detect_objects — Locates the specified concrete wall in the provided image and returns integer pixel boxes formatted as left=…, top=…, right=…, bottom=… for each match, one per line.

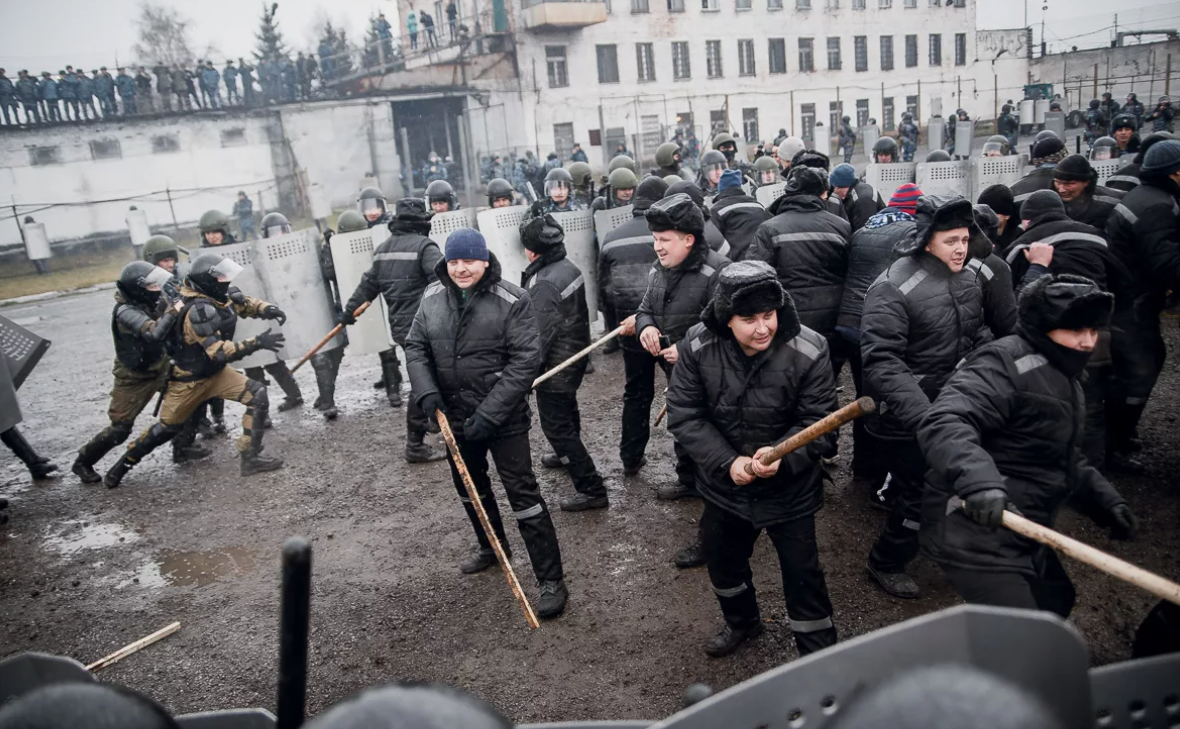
left=1031, top=40, right=1179, bottom=111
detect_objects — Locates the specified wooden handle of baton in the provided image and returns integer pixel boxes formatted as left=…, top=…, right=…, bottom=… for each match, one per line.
left=290, top=301, right=371, bottom=373
left=533, top=326, right=624, bottom=388
left=743, top=397, right=877, bottom=476
left=1000, top=510, right=1180, bottom=607
left=435, top=411, right=541, bottom=629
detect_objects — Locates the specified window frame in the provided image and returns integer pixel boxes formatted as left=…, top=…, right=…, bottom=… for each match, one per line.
left=798, top=37, right=815, bottom=72
left=880, top=35, right=894, bottom=71
left=854, top=36, right=868, bottom=72
left=738, top=39, right=756, bottom=76
left=928, top=33, right=941, bottom=67
left=904, top=34, right=918, bottom=68
left=954, top=32, right=967, bottom=66
left=706, top=39, right=724, bottom=78
left=636, top=42, right=656, bottom=82
left=826, top=36, right=841, bottom=71
left=672, top=41, right=692, bottom=80
left=546, top=45, right=569, bottom=89
left=596, top=44, right=621, bottom=84
left=768, top=38, right=787, bottom=74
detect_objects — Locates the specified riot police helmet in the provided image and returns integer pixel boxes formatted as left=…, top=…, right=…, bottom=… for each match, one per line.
left=872, top=136, right=899, bottom=163
left=662, top=174, right=684, bottom=185
left=655, top=142, right=682, bottom=168
left=199, top=210, right=231, bottom=246
left=425, top=180, right=457, bottom=211
left=117, top=260, right=171, bottom=306
left=712, top=132, right=738, bottom=159
left=925, top=149, right=952, bottom=163
left=567, top=161, right=593, bottom=187
left=608, top=167, right=639, bottom=192
left=753, top=155, right=780, bottom=184
left=608, top=155, right=639, bottom=175
left=187, top=253, right=244, bottom=303
left=487, top=178, right=516, bottom=208
left=261, top=212, right=291, bottom=238
left=357, top=186, right=387, bottom=221
left=142, top=234, right=180, bottom=267
left=1090, top=136, right=1118, bottom=161
left=982, top=135, right=1010, bottom=157
left=335, top=210, right=368, bottom=233
left=1033, top=129, right=1061, bottom=144
left=544, top=167, right=574, bottom=200
left=700, top=149, right=727, bottom=186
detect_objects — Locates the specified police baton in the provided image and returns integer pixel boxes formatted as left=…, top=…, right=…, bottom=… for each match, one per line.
left=742, top=397, right=876, bottom=476
left=947, top=496, right=1180, bottom=608
left=290, top=301, right=371, bottom=374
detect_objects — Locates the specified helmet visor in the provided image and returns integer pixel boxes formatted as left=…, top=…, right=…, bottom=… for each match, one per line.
left=1090, top=146, right=1113, bottom=161
left=359, top=198, right=386, bottom=216
left=545, top=179, right=571, bottom=196
left=264, top=222, right=292, bottom=238
left=141, top=266, right=172, bottom=292
left=982, top=142, right=1006, bottom=157
left=210, top=258, right=244, bottom=282
left=760, top=170, right=779, bottom=185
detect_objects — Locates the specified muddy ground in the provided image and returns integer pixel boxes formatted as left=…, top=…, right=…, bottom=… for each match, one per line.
left=1, top=289, right=1178, bottom=724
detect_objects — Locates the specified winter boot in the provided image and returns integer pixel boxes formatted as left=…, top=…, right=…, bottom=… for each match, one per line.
left=460, top=545, right=511, bottom=574
left=674, top=538, right=706, bottom=569
left=704, top=622, right=764, bottom=658
left=72, top=457, right=102, bottom=484
left=560, top=492, right=609, bottom=512
left=541, top=452, right=567, bottom=469
left=380, top=350, right=404, bottom=407
left=1, top=427, right=58, bottom=480
left=405, top=432, right=446, bottom=463
left=657, top=481, right=697, bottom=500
left=240, top=447, right=284, bottom=476
left=103, top=455, right=133, bottom=489
left=866, top=563, right=920, bottom=599
left=173, top=442, right=213, bottom=464
left=312, top=356, right=339, bottom=420
left=269, top=364, right=304, bottom=412
left=73, top=424, right=129, bottom=484
left=537, top=580, right=569, bottom=619
left=622, top=456, right=647, bottom=477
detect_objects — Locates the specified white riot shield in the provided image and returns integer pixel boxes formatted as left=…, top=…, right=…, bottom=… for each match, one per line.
left=212, top=240, right=282, bottom=369
left=428, top=208, right=479, bottom=246
left=1092, top=158, right=1123, bottom=187
left=864, top=163, right=916, bottom=204
left=974, top=154, right=1028, bottom=197
left=1034, top=99, right=1049, bottom=125
left=813, top=124, right=831, bottom=156
left=594, top=204, right=633, bottom=241
left=1044, top=111, right=1066, bottom=139
left=755, top=182, right=787, bottom=208
left=954, top=120, right=974, bottom=158
left=476, top=206, right=529, bottom=293
left=23, top=222, right=51, bottom=260
left=252, top=228, right=342, bottom=359
left=862, top=125, right=880, bottom=158
left=916, top=160, right=973, bottom=198
left=126, top=208, right=150, bottom=249
left=1019, top=99, right=1034, bottom=127
left=551, top=209, right=599, bottom=322
left=927, top=118, right=945, bottom=153
left=329, top=228, right=393, bottom=357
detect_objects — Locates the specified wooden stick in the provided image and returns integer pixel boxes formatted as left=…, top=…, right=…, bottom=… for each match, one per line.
left=533, top=325, right=624, bottom=388
left=654, top=403, right=668, bottom=427
left=435, top=411, right=540, bottom=629
left=743, top=397, right=876, bottom=475
left=86, top=622, right=181, bottom=672
left=290, top=301, right=371, bottom=373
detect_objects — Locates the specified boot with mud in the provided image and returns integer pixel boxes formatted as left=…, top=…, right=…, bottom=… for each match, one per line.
left=172, top=442, right=213, bottom=464
left=536, top=579, right=569, bottom=619
left=2, top=427, right=59, bottom=480
left=460, top=545, right=512, bottom=574
left=674, top=538, right=706, bottom=569
left=866, top=563, right=920, bottom=599
left=73, top=422, right=133, bottom=484
left=704, top=621, right=764, bottom=658
left=311, top=354, right=339, bottom=420
left=405, top=432, right=445, bottom=463
left=560, top=492, right=609, bottom=512
left=268, top=363, right=304, bottom=412
left=72, top=457, right=102, bottom=484
left=240, top=447, right=284, bottom=476
left=103, top=455, right=133, bottom=489
left=657, top=481, right=697, bottom=500
left=379, top=349, right=404, bottom=407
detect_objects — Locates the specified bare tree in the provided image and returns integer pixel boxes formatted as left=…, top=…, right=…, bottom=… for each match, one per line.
left=131, top=3, right=198, bottom=66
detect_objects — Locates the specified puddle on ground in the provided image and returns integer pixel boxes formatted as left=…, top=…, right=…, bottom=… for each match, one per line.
left=43, top=520, right=140, bottom=556
left=154, top=546, right=257, bottom=587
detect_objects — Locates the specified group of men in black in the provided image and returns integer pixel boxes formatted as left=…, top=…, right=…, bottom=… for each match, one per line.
left=14, top=122, right=1177, bottom=657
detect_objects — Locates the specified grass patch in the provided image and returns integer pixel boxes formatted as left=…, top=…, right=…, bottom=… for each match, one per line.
left=0, top=248, right=135, bottom=300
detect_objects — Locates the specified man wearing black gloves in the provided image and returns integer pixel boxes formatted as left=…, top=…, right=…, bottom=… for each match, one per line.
left=405, top=228, right=567, bottom=619
left=341, top=198, right=446, bottom=462
left=860, top=195, right=993, bottom=598
left=918, top=275, right=1136, bottom=616
left=668, top=261, right=838, bottom=658
left=1052, top=154, right=1124, bottom=230
left=519, top=206, right=606, bottom=512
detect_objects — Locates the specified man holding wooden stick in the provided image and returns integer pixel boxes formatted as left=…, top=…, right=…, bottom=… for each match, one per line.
left=918, top=274, right=1137, bottom=617
left=667, top=261, right=839, bottom=658
left=405, top=228, right=568, bottom=619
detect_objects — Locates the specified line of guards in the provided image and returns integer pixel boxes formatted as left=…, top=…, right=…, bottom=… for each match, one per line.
left=21, top=126, right=1178, bottom=656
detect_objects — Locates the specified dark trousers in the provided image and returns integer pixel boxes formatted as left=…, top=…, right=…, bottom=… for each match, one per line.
left=21, top=101, right=40, bottom=124
left=1110, top=306, right=1166, bottom=450
left=941, top=547, right=1076, bottom=619
left=244, top=361, right=302, bottom=402
left=1082, top=363, right=1111, bottom=469
left=832, top=328, right=876, bottom=472
left=620, top=343, right=692, bottom=484
left=702, top=502, right=837, bottom=656
left=536, top=389, right=605, bottom=497
left=868, top=437, right=926, bottom=573
left=0, top=99, right=13, bottom=125
left=45, top=101, right=61, bottom=122
left=446, top=431, right=563, bottom=582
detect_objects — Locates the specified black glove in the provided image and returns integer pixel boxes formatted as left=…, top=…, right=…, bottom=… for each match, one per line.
left=963, top=488, right=1008, bottom=530
left=340, top=307, right=358, bottom=326
left=162, top=280, right=181, bottom=304
left=463, top=413, right=496, bottom=442
left=262, top=305, right=287, bottom=325
left=419, top=393, right=446, bottom=417
left=256, top=330, right=286, bottom=352
left=1108, top=503, right=1138, bottom=541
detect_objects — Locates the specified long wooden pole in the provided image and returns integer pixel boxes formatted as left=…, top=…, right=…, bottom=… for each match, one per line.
left=533, top=325, right=624, bottom=388
left=436, top=411, right=540, bottom=629
left=86, top=622, right=181, bottom=672
left=743, top=397, right=876, bottom=476
left=290, top=301, right=371, bottom=373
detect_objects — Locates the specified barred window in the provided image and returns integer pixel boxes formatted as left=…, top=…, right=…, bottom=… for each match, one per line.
left=854, top=36, right=867, bottom=72
left=546, top=46, right=568, bottom=88
left=769, top=39, right=787, bottom=74
left=706, top=40, right=723, bottom=78
left=742, top=108, right=759, bottom=143
left=672, top=41, right=692, bottom=79
left=880, top=36, right=894, bottom=71
left=827, top=37, right=841, bottom=71
left=928, top=33, right=941, bottom=66
left=636, top=43, right=655, bottom=81
left=883, top=97, right=895, bottom=131
left=798, top=38, right=814, bottom=71
left=955, top=33, right=966, bottom=66
left=738, top=39, right=756, bottom=76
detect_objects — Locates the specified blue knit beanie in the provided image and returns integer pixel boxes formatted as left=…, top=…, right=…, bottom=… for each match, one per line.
left=718, top=169, right=743, bottom=191
left=1142, top=140, right=1180, bottom=178
left=829, top=163, right=857, bottom=188
left=444, top=228, right=489, bottom=262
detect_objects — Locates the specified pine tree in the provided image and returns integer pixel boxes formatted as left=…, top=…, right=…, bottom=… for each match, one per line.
left=332, top=27, right=356, bottom=78
left=254, top=3, right=289, bottom=63
left=361, top=17, right=382, bottom=69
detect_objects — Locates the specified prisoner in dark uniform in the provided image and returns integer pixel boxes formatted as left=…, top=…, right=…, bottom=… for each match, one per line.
left=710, top=169, right=770, bottom=261
left=668, top=261, right=838, bottom=658
left=1051, top=154, right=1124, bottom=230
left=102, top=253, right=287, bottom=487
left=405, top=228, right=568, bottom=619
left=919, top=275, right=1136, bottom=616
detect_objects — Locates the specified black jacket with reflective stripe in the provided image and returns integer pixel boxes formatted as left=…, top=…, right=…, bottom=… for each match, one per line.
left=635, top=243, right=731, bottom=345
left=838, top=209, right=916, bottom=331
left=1062, top=186, right=1123, bottom=230
left=344, top=221, right=443, bottom=345
left=841, top=181, right=886, bottom=233
left=710, top=187, right=770, bottom=262
left=523, top=246, right=591, bottom=393
left=1104, top=176, right=1180, bottom=307
left=598, top=214, right=657, bottom=322
left=1009, top=167, right=1057, bottom=220
left=966, top=253, right=1017, bottom=339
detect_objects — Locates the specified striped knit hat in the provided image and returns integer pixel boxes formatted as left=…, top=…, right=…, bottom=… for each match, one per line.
left=888, top=183, right=923, bottom=215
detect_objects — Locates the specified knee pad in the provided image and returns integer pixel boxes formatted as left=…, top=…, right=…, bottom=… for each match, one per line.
left=109, top=421, right=135, bottom=443
left=248, top=381, right=269, bottom=411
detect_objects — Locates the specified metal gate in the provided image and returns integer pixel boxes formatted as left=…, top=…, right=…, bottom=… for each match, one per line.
left=551, top=209, right=599, bottom=320
left=916, top=160, right=972, bottom=198
left=328, top=229, right=392, bottom=357
left=428, top=208, right=479, bottom=246
left=864, top=162, right=916, bottom=203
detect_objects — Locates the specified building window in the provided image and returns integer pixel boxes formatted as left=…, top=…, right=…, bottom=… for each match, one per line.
left=904, top=34, right=918, bottom=68
left=672, top=41, right=691, bottom=80
left=706, top=40, right=723, bottom=78
left=955, top=33, right=966, bottom=66
left=830, top=101, right=843, bottom=132
left=928, top=34, right=941, bottom=66
left=89, top=139, right=122, bottom=161
left=710, top=110, right=726, bottom=138
left=880, top=36, right=894, bottom=71
left=553, top=123, right=574, bottom=161
left=702, top=0, right=719, bottom=10
left=546, top=46, right=568, bottom=88
left=596, top=44, right=620, bottom=83
left=151, top=134, right=180, bottom=154
left=854, top=36, right=867, bottom=72
left=878, top=0, right=890, bottom=6
left=883, top=97, right=895, bottom=131
left=800, top=103, right=816, bottom=142
left=738, top=39, right=756, bottom=76
left=856, top=99, right=870, bottom=127
left=632, top=0, right=649, bottom=12
left=903, top=0, right=915, bottom=6
left=798, top=38, right=814, bottom=71
left=28, top=146, right=60, bottom=166
left=953, top=0, right=965, bottom=6
left=736, top=0, right=752, bottom=9
left=852, top=0, right=865, bottom=8
left=742, top=108, right=759, bottom=144
left=796, top=0, right=811, bottom=9
left=906, top=95, right=919, bottom=120
left=768, top=38, right=787, bottom=73
left=668, top=0, right=685, bottom=10
left=641, top=115, right=662, bottom=156
left=636, top=43, right=656, bottom=82
left=827, top=37, right=841, bottom=71
left=220, top=128, right=247, bottom=147
left=825, top=0, right=838, bottom=9
left=768, top=0, right=783, bottom=8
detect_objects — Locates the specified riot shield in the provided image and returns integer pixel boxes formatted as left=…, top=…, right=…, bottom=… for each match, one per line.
left=594, top=204, right=634, bottom=241
left=1019, top=99, right=1035, bottom=128
left=864, top=162, right=916, bottom=203
left=0, top=348, right=20, bottom=433
left=1044, top=111, right=1066, bottom=139
left=862, top=124, right=880, bottom=158
left=476, top=206, right=529, bottom=291
left=0, top=314, right=51, bottom=390
left=23, top=222, right=51, bottom=261
left=428, top=208, right=479, bottom=246
left=551, top=209, right=599, bottom=321
left=126, top=208, right=151, bottom=249
left=211, top=240, right=282, bottom=369
left=251, top=229, right=342, bottom=360
left=916, top=159, right=972, bottom=198
left=954, top=120, right=974, bottom=158
left=1092, top=158, right=1123, bottom=187
left=927, top=118, right=945, bottom=153
left=813, top=124, right=831, bottom=156
left=974, top=154, right=1028, bottom=198
left=755, top=182, right=787, bottom=208
left=1034, top=99, right=1049, bottom=125
left=328, top=228, right=393, bottom=357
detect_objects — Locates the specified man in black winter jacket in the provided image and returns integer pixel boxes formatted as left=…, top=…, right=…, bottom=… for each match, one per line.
left=1104, top=139, right=1180, bottom=463
left=966, top=206, right=1018, bottom=340
left=1010, top=135, right=1068, bottom=219
left=710, top=169, right=769, bottom=261
left=669, top=261, right=838, bottom=658
left=342, top=198, right=446, bottom=463
left=599, top=177, right=668, bottom=333
left=666, top=180, right=730, bottom=256
left=621, top=193, right=731, bottom=567
left=1052, top=154, right=1123, bottom=230
left=829, top=163, right=885, bottom=233
left=918, top=275, right=1136, bottom=616
left=405, top=228, right=568, bottom=619
left=1104, top=132, right=1175, bottom=193
left=519, top=206, right=606, bottom=512
left=861, top=195, right=993, bottom=599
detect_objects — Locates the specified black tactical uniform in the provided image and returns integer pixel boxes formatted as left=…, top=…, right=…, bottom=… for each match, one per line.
left=668, top=261, right=838, bottom=658
left=919, top=275, right=1135, bottom=616
left=1103, top=132, right=1176, bottom=193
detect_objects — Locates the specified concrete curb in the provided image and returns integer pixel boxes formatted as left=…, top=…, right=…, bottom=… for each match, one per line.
left=0, top=282, right=117, bottom=308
